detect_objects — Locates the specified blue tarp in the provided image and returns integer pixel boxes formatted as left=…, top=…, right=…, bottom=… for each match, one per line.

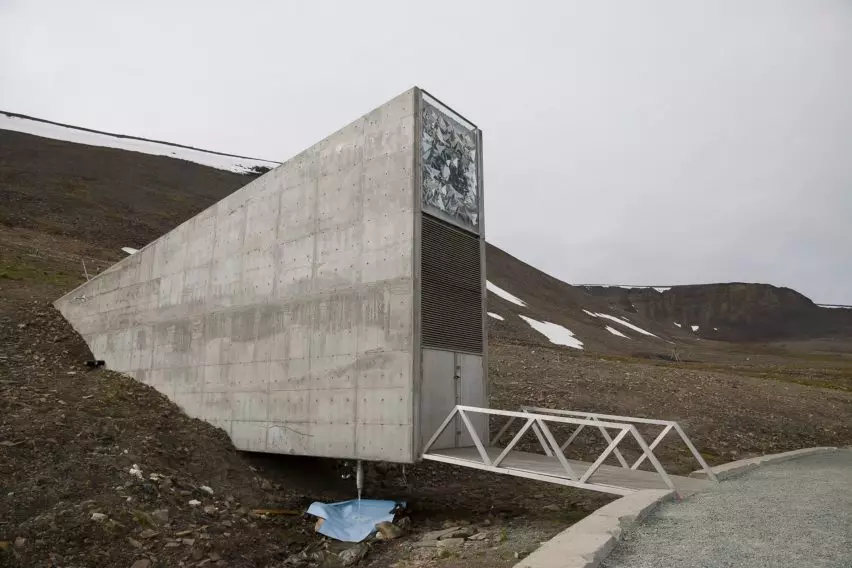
left=307, top=499, right=403, bottom=542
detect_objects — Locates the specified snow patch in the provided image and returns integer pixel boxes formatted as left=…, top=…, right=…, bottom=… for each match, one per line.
left=714, top=327, right=719, bottom=331
left=583, top=310, right=657, bottom=337
left=605, top=325, right=629, bottom=338
left=818, top=304, right=852, bottom=310
left=487, top=312, right=505, bottom=321
left=519, top=315, right=583, bottom=349
left=487, top=281, right=527, bottom=307
left=673, top=322, right=682, bottom=328
left=121, top=247, right=139, bottom=255
left=580, top=284, right=673, bottom=293
left=691, top=325, right=699, bottom=332
left=1, top=111, right=280, bottom=175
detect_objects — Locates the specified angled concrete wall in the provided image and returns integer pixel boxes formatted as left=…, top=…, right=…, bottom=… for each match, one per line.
left=56, top=89, right=418, bottom=462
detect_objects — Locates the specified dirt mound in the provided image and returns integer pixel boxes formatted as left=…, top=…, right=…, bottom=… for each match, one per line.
left=0, top=304, right=314, bottom=567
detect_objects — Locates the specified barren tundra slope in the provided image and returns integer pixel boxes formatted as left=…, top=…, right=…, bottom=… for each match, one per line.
left=1, top=124, right=850, bottom=567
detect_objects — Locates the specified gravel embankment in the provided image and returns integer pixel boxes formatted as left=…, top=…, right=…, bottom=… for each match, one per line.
left=604, top=449, right=852, bottom=568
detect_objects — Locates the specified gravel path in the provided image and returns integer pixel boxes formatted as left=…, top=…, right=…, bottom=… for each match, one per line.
left=603, top=449, right=852, bottom=568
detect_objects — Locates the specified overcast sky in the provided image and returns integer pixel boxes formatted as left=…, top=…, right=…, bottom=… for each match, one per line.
left=1, top=1, right=850, bottom=303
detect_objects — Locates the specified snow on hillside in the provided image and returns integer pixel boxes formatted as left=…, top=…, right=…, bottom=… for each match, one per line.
left=582, top=284, right=672, bottom=293
left=487, top=281, right=527, bottom=307
left=0, top=111, right=281, bottom=175
left=583, top=310, right=658, bottom=337
left=519, top=315, right=584, bottom=349
left=605, top=325, right=629, bottom=338
left=487, top=312, right=505, bottom=321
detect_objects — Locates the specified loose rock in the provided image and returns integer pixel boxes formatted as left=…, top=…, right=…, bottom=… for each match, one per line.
left=375, top=520, right=404, bottom=540
left=442, top=526, right=476, bottom=539
left=151, top=508, right=169, bottom=525
left=421, top=526, right=460, bottom=541
left=436, top=538, right=464, bottom=551
left=395, top=517, right=412, bottom=531
left=339, top=542, right=369, bottom=567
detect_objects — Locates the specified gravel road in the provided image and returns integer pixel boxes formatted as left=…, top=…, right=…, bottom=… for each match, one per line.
left=603, top=449, right=852, bottom=568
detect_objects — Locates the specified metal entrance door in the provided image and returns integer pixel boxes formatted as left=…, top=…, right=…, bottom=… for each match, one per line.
left=420, top=348, right=486, bottom=451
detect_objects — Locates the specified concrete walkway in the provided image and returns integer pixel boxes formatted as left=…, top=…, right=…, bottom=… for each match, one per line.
left=603, top=449, right=852, bottom=568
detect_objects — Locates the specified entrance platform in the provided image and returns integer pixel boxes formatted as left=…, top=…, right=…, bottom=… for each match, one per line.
left=424, top=447, right=711, bottom=496
left=421, top=406, right=718, bottom=497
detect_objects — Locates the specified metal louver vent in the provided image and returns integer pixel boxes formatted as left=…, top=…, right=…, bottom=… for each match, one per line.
left=421, top=214, right=483, bottom=353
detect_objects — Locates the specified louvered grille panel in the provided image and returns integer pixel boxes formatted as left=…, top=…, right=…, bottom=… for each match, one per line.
left=421, top=215, right=483, bottom=353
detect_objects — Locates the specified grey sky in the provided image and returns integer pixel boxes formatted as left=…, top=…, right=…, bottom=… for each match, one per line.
left=1, top=1, right=850, bottom=303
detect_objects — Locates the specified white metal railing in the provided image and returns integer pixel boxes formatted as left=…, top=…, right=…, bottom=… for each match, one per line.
left=421, top=405, right=680, bottom=496
left=517, top=406, right=718, bottom=482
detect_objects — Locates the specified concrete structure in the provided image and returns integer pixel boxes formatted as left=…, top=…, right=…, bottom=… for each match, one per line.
left=55, top=88, right=487, bottom=463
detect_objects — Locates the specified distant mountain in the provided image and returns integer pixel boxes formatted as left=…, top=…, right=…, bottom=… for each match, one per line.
left=581, top=283, right=852, bottom=341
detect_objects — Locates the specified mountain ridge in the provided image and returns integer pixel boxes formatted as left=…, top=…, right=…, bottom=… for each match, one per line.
left=2, top=122, right=850, bottom=353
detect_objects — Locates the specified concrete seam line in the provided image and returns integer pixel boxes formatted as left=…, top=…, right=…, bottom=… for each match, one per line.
left=689, top=446, right=839, bottom=480
left=513, top=489, right=675, bottom=568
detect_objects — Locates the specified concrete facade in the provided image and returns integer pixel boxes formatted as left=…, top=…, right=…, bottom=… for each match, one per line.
left=56, top=89, right=423, bottom=462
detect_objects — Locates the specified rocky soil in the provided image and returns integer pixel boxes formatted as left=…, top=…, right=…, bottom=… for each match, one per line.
left=0, top=298, right=309, bottom=567
left=0, top=292, right=614, bottom=568
left=2, top=128, right=852, bottom=567
left=3, top=290, right=850, bottom=568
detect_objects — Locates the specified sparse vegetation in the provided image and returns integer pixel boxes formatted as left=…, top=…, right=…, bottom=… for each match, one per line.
left=0, top=258, right=80, bottom=288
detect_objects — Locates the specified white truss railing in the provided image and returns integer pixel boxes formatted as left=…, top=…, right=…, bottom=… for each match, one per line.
left=517, top=406, right=718, bottom=482
left=421, top=405, right=681, bottom=496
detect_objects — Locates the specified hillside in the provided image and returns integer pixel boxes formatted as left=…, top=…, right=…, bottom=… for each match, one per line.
left=1, top=120, right=851, bottom=568
left=581, top=282, right=852, bottom=342
left=4, top=120, right=849, bottom=355
left=484, top=244, right=852, bottom=355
